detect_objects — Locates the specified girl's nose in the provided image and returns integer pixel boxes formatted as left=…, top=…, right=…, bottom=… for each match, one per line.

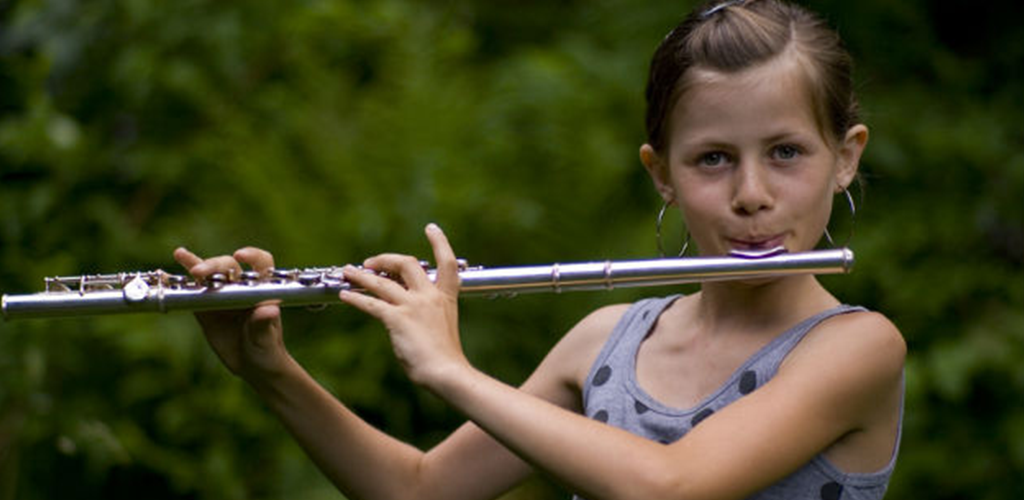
left=730, top=160, right=774, bottom=215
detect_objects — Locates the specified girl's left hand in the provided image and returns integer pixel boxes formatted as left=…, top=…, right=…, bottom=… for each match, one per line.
left=338, top=223, right=468, bottom=389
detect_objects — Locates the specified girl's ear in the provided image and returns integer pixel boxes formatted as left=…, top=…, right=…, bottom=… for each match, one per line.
left=835, top=124, right=869, bottom=191
left=640, top=144, right=675, bottom=203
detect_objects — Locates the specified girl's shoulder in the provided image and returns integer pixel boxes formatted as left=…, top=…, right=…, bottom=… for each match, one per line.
left=562, top=302, right=635, bottom=354
left=780, top=308, right=906, bottom=407
left=537, top=302, right=635, bottom=394
left=573, top=302, right=636, bottom=336
left=790, top=309, right=905, bottom=368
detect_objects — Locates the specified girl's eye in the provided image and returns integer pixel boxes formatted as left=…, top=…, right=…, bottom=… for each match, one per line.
left=772, top=144, right=801, bottom=161
left=698, top=151, right=729, bottom=167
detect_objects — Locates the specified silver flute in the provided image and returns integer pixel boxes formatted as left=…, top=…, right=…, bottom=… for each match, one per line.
left=2, top=247, right=853, bottom=321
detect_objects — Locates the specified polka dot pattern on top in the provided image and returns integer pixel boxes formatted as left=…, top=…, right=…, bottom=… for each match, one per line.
left=739, top=370, right=758, bottom=394
left=572, top=296, right=897, bottom=500
left=593, top=365, right=612, bottom=386
left=821, top=481, right=844, bottom=500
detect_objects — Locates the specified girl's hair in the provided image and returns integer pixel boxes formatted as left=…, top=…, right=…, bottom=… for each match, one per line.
left=644, top=0, right=860, bottom=153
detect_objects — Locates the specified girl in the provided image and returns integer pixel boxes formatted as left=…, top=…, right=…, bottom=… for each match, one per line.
left=174, top=1, right=905, bottom=498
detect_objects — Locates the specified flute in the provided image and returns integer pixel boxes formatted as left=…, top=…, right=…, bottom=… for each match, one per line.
left=2, top=247, right=853, bottom=321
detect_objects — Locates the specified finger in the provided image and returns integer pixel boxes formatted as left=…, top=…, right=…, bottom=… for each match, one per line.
left=189, top=255, right=245, bottom=280
left=174, top=247, right=203, bottom=270
left=234, top=246, right=276, bottom=275
left=363, top=254, right=433, bottom=292
left=247, top=302, right=282, bottom=336
left=250, top=302, right=281, bottom=323
left=338, top=288, right=391, bottom=319
left=342, top=263, right=409, bottom=303
left=425, top=223, right=460, bottom=295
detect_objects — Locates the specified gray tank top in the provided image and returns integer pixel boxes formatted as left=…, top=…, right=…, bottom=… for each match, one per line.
left=574, top=296, right=902, bottom=500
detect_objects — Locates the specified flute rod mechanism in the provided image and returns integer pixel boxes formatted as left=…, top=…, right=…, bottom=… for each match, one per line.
left=2, top=248, right=853, bottom=321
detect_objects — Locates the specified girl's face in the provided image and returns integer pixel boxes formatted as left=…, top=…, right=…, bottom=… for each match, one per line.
left=641, top=55, right=867, bottom=257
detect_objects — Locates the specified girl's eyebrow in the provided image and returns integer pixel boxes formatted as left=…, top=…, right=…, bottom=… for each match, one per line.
left=680, top=133, right=805, bottom=149
left=761, top=128, right=819, bottom=143
left=690, top=138, right=733, bottom=148
left=675, top=133, right=735, bottom=148
left=764, top=132, right=802, bottom=143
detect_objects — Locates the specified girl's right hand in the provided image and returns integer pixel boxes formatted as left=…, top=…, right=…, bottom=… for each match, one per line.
left=173, top=246, right=293, bottom=383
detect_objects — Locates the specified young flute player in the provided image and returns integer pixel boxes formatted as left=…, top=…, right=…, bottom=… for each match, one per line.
left=176, top=1, right=905, bottom=498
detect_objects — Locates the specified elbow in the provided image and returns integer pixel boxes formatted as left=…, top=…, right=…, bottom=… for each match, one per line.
left=610, top=457, right=700, bottom=500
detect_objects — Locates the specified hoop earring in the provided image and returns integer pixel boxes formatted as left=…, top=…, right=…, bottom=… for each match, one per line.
left=823, top=187, right=857, bottom=248
left=656, top=201, right=690, bottom=258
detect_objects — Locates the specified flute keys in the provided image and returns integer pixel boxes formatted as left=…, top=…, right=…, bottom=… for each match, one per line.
left=271, top=269, right=292, bottom=283
left=207, top=273, right=228, bottom=288
left=167, top=275, right=186, bottom=289
left=320, top=269, right=345, bottom=287
left=297, top=272, right=320, bottom=286
left=122, top=275, right=150, bottom=302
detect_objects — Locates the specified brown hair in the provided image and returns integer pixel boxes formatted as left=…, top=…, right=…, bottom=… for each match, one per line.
left=644, top=0, right=860, bottom=153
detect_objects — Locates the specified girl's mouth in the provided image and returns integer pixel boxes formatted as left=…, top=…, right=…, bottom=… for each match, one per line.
left=728, top=235, right=786, bottom=251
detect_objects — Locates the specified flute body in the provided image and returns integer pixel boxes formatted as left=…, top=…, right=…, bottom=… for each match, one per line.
left=2, top=248, right=853, bottom=321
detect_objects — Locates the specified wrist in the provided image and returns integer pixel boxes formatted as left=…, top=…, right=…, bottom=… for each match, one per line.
left=424, top=360, right=486, bottom=402
left=242, top=354, right=304, bottom=398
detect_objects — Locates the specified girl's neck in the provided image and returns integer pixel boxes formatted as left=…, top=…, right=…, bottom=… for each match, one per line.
left=692, top=275, right=840, bottom=335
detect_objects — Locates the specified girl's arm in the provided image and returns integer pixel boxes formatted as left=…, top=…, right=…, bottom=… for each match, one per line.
left=253, top=301, right=623, bottom=500
left=245, top=354, right=530, bottom=500
left=342, top=224, right=906, bottom=500
left=174, top=243, right=622, bottom=500
left=429, top=311, right=903, bottom=500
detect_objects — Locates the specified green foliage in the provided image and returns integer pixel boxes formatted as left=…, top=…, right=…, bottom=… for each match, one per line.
left=1, top=0, right=1021, bottom=499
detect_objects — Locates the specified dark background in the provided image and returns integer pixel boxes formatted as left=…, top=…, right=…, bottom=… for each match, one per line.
left=1, top=0, right=1021, bottom=498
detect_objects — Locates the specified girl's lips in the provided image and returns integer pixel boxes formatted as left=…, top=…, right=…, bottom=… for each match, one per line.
left=728, top=235, right=786, bottom=250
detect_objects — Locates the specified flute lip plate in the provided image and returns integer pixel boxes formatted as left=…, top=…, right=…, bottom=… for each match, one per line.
left=727, top=246, right=788, bottom=259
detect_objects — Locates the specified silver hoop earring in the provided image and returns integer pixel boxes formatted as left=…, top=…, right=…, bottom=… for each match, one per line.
left=656, top=201, right=689, bottom=257
left=823, top=187, right=857, bottom=248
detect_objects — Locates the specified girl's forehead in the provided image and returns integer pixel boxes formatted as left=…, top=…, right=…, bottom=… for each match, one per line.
left=687, top=53, right=810, bottom=106
left=670, top=56, right=821, bottom=141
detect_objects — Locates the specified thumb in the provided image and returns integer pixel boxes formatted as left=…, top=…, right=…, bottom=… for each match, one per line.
left=245, top=303, right=282, bottom=344
left=425, top=223, right=460, bottom=295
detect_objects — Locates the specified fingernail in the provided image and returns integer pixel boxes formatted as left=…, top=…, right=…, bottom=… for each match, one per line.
left=426, top=222, right=440, bottom=233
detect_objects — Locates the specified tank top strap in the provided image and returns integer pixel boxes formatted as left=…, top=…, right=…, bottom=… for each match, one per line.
left=581, top=295, right=681, bottom=409
left=760, top=304, right=868, bottom=378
